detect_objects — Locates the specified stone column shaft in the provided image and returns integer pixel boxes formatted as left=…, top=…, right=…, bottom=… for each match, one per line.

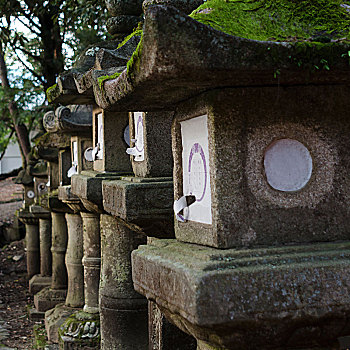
left=51, top=212, right=68, bottom=290
left=39, top=218, right=52, bottom=276
left=26, top=223, right=40, bottom=279
left=81, top=212, right=101, bottom=314
left=65, top=213, right=84, bottom=308
left=100, top=214, right=148, bottom=350
left=149, top=301, right=197, bottom=350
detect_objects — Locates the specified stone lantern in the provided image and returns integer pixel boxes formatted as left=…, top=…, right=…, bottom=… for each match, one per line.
left=89, top=4, right=350, bottom=350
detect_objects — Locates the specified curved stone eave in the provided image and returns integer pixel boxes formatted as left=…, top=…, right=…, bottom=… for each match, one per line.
left=95, top=5, right=350, bottom=112
left=48, top=83, right=95, bottom=106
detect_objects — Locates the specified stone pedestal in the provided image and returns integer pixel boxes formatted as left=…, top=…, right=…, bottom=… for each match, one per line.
left=45, top=212, right=84, bottom=343
left=59, top=211, right=101, bottom=349
left=25, top=221, right=40, bottom=279
left=65, top=213, right=84, bottom=308
left=34, top=212, right=68, bottom=312
left=39, top=217, right=52, bottom=277
left=100, top=214, right=147, bottom=350
left=81, top=212, right=101, bottom=314
left=133, top=240, right=350, bottom=350
left=58, top=311, right=100, bottom=349
left=29, top=217, right=52, bottom=294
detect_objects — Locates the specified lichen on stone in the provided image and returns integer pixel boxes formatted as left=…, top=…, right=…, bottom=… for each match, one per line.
left=190, top=0, right=350, bottom=42
left=46, top=83, right=58, bottom=103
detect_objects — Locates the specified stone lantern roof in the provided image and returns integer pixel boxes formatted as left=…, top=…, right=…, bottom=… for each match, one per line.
left=46, top=38, right=141, bottom=105
left=43, top=105, right=93, bottom=135
left=92, top=3, right=350, bottom=112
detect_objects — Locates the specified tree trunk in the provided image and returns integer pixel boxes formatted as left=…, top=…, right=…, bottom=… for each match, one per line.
left=38, top=4, right=64, bottom=91
left=0, top=43, right=31, bottom=168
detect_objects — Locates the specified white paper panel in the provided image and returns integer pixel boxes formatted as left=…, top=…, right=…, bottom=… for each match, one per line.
left=96, top=113, right=103, bottom=160
left=180, top=115, right=212, bottom=224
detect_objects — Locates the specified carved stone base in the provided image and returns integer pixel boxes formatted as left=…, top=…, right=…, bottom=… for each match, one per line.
left=59, top=311, right=100, bottom=349
left=29, top=307, right=45, bottom=320
left=45, top=304, right=79, bottom=344
left=34, top=287, right=67, bottom=312
left=29, top=275, right=51, bottom=294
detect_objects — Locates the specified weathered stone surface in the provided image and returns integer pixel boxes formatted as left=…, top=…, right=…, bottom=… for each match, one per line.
left=128, top=111, right=173, bottom=178
left=39, top=218, right=52, bottom=277
left=29, top=275, right=51, bottom=294
left=132, top=239, right=350, bottom=349
left=81, top=212, right=100, bottom=314
left=30, top=205, right=50, bottom=219
left=148, top=300, right=196, bottom=350
left=48, top=194, right=73, bottom=213
left=25, top=222, right=40, bottom=279
left=105, top=0, right=143, bottom=16
left=34, top=287, right=67, bottom=312
left=143, top=0, right=203, bottom=14
left=69, top=136, right=93, bottom=174
left=58, top=185, right=85, bottom=213
left=96, top=5, right=350, bottom=111
left=172, top=86, right=350, bottom=248
left=47, top=41, right=118, bottom=104
left=65, top=213, right=84, bottom=308
left=51, top=212, right=68, bottom=290
left=59, top=149, right=72, bottom=187
left=35, top=132, right=71, bottom=151
left=71, top=171, right=122, bottom=212
left=107, top=15, right=141, bottom=35
left=45, top=304, right=79, bottom=343
left=102, top=177, right=174, bottom=238
left=43, top=105, right=92, bottom=134
left=59, top=311, right=100, bottom=349
left=92, top=111, right=132, bottom=173
left=100, top=214, right=147, bottom=349
left=47, top=162, right=60, bottom=191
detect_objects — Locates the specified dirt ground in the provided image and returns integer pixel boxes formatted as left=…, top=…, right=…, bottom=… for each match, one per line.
left=0, top=240, right=36, bottom=349
left=0, top=177, right=37, bottom=349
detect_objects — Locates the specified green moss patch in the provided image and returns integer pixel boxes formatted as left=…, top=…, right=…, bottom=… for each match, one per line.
left=46, top=83, right=57, bottom=103
left=97, top=71, right=122, bottom=93
left=33, top=324, right=48, bottom=349
left=190, top=0, right=350, bottom=42
left=117, top=22, right=143, bottom=50
left=126, top=32, right=144, bottom=79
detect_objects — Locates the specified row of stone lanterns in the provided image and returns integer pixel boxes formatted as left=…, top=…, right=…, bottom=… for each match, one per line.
left=16, top=0, right=350, bottom=349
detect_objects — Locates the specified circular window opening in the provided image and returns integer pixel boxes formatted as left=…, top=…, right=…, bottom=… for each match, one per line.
left=264, top=139, right=312, bottom=192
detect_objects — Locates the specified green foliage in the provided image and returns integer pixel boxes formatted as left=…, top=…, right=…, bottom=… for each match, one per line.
left=190, top=0, right=350, bottom=42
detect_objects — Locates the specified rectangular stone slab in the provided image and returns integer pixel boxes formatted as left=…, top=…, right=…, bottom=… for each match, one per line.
left=102, top=177, right=174, bottom=238
left=71, top=170, right=124, bottom=208
left=132, top=239, right=350, bottom=348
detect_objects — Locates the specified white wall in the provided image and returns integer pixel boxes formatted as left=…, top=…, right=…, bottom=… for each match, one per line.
left=0, top=142, right=22, bottom=174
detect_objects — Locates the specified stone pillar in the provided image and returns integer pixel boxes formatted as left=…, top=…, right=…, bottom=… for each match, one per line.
left=29, top=217, right=52, bottom=296
left=26, top=222, right=40, bottom=279
left=81, top=212, right=101, bottom=314
left=34, top=212, right=68, bottom=313
left=100, top=214, right=148, bottom=350
left=65, top=213, right=84, bottom=308
left=51, top=212, right=68, bottom=290
left=149, top=301, right=196, bottom=350
left=39, top=218, right=52, bottom=277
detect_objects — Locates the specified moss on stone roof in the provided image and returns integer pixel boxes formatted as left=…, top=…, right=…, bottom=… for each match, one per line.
left=117, top=22, right=143, bottom=50
left=190, top=0, right=350, bottom=42
left=46, top=84, right=57, bottom=103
